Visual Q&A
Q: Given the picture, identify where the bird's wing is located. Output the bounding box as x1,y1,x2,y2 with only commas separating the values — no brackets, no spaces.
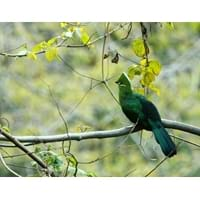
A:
139,97,162,121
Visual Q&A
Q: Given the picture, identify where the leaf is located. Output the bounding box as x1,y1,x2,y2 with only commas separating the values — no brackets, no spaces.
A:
134,66,142,75
62,31,74,39
143,71,155,86
87,172,96,177
27,52,37,60
149,84,160,96
34,147,41,154
149,60,161,75
47,37,58,46
75,27,82,38
132,38,146,57
75,28,90,44
68,26,77,33
81,31,90,44
165,22,174,30
128,65,142,79
45,47,59,62
32,41,48,53
135,87,145,95
68,156,77,167
1,126,10,133
140,58,148,67
60,22,68,28
128,66,135,79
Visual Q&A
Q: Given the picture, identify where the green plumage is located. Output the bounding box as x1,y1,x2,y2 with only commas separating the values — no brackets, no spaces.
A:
116,72,176,157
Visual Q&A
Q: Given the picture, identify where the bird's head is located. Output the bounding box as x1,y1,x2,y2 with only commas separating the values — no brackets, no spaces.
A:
115,72,131,88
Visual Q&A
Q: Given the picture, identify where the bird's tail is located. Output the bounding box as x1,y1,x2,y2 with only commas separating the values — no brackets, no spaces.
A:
149,120,176,157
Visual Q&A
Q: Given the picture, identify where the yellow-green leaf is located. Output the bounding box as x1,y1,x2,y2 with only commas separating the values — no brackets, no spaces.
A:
143,71,155,85
149,84,160,96
140,58,148,67
1,126,10,133
135,88,145,95
68,156,77,167
47,37,58,46
68,26,76,33
149,60,161,75
32,41,48,53
81,31,90,44
165,22,174,30
132,38,146,57
27,52,37,60
128,65,142,79
134,66,142,75
128,66,135,80
60,22,68,28
45,47,58,62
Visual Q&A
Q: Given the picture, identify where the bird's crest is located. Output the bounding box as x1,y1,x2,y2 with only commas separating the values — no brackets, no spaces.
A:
115,72,131,88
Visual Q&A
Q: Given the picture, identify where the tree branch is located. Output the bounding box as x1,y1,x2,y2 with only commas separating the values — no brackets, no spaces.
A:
0,23,129,58
0,129,55,176
0,119,199,145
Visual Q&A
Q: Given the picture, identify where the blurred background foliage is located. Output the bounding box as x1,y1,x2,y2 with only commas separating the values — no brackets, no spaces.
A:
0,22,199,176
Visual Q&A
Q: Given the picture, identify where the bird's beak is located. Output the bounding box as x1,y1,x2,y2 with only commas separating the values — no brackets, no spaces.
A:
115,79,119,84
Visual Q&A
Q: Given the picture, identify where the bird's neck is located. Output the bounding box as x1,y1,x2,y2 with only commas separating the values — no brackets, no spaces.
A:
118,85,132,98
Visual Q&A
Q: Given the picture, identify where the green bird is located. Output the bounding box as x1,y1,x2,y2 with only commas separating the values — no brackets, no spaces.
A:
116,72,176,157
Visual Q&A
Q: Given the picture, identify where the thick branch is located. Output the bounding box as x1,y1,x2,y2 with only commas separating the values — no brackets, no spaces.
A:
0,119,199,145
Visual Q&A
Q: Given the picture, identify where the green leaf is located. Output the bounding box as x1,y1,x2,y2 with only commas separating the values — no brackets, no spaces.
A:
87,172,96,177
149,60,161,75
132,38,146,57
45,47,59,62
27,52,37,60
34,147,41,154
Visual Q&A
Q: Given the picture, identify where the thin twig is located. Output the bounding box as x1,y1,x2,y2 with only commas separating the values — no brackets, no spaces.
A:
124,168,136,177
145,156,168,177
121,23,133,40
0,152,22,177
101,23,110,80
103,82,119,104
58,55,101,82
171,135,200,148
